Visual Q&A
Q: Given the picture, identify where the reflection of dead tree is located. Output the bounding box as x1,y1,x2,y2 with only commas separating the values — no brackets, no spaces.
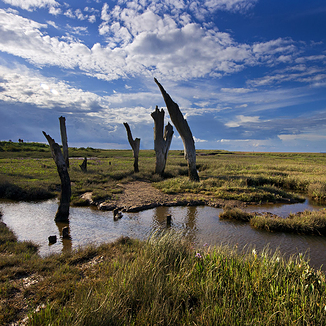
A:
123,122,140,173
43,131,71,222
151,106,174,175
154,78,199,181
59,116,69,168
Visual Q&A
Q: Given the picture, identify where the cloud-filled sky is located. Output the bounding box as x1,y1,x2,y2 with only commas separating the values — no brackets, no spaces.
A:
0,0,326,152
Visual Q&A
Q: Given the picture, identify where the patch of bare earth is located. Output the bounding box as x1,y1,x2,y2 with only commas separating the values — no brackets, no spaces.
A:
107,181,243,212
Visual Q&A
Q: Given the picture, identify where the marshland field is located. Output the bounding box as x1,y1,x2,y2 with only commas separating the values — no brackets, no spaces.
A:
1,141,326,325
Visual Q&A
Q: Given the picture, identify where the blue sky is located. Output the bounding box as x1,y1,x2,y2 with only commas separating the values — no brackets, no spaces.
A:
0,0,326,152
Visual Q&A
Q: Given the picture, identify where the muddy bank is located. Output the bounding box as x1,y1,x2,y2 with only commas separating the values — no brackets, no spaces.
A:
77,181,294,213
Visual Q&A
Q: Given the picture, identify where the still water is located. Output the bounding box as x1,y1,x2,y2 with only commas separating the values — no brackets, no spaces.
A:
1,198,326,271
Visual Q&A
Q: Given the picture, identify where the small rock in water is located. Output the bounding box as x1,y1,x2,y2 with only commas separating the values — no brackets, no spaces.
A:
48,235,57,244
98,202,116,211
113,208,123,221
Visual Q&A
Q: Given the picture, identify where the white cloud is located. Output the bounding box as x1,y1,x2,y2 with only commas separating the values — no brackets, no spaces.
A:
221,87,253,93
49,5,61,15
248,64,326,87
0,5,318,85
0,63,158,126
225,115,261,127
64,9,75,18
88,15,96,23
2,0,60,11
295,55,326,64
278,133,326,142
101,3,110,21
194,136,207,143
46,20,58,28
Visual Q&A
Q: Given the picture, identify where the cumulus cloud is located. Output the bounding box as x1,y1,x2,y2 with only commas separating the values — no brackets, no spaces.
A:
0,4,307,84
0,63,159,125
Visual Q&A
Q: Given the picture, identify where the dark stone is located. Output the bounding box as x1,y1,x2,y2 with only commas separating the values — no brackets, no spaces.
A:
98,202,116,211
48,235,57,244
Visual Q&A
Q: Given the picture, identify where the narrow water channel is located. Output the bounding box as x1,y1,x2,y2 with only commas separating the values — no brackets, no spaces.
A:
1,198,326,271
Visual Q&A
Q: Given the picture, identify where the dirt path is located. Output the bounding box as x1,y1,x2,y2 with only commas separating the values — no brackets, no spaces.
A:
101,181,244,212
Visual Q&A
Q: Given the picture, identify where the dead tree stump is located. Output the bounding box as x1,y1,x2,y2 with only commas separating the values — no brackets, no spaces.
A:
59,116,69,168
80,157,87,172
154,78,199,181
123,122,140,173
151,106,174,175
43,131,71,222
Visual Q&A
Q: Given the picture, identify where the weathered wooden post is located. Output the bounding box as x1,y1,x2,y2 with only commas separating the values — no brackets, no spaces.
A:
151,106,174,175
154,78,199,181
43,131,71,222
123,122,140,173
59,116,69,168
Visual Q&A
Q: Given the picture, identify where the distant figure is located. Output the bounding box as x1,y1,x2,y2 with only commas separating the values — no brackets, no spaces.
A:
18,139,24,143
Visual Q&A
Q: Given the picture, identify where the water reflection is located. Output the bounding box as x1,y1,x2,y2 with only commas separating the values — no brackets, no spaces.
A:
55,222,72,252
1,198,326,271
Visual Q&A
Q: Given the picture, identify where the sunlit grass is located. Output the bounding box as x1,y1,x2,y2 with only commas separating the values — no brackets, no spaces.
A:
1,229,324,325
1,142,326,204
251,209,326,235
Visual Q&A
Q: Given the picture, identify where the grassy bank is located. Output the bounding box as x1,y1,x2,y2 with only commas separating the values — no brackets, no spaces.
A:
1,141,326,203
219,207,326,236
1,219,326,325
251,209,326,235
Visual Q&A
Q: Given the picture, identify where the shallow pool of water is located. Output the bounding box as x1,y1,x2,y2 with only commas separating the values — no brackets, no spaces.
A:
1,198,326,271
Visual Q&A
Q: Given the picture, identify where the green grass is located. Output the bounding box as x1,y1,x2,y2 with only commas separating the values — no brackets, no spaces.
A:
1,221,326,325
250,209,326,235
1,142,326,204
219,207,254,222
219,207,326,236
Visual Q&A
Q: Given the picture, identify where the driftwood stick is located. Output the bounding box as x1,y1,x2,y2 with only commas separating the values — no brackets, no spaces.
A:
59,116,69,168
123,122,140,173
43,131,71,222
154,78,199,181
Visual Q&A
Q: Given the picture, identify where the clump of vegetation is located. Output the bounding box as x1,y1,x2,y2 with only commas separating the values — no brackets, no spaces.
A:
251,209,326,235
219,207,254,221
1,218,326,325
0,179,55,201
155,176,304,203
308,182,326,201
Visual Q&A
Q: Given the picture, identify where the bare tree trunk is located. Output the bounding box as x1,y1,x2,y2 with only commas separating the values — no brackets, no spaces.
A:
59,116,69,168
123,123,140,173
154,78,199,181
43,131,71,222
151,106,174,175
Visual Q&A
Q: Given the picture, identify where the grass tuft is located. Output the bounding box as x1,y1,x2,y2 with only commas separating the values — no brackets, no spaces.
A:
251,209,326,235
219,207,254,221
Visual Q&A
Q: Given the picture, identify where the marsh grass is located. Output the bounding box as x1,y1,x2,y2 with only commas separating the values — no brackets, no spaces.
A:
1,142,326,204
1,218,326,325
251,209,326,235
219,207,254,221
23,233,326,325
